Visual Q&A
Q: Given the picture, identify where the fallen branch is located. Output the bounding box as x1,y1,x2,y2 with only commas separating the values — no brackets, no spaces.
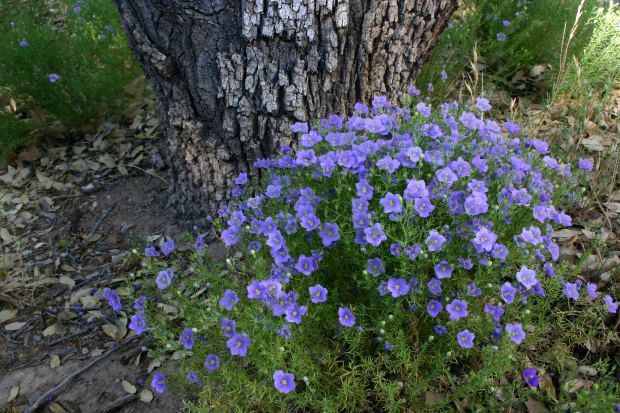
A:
89,204,117,237
25,335,141,413
97,393,137,413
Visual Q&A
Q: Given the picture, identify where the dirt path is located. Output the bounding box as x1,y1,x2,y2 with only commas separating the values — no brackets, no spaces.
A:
0,106,187,411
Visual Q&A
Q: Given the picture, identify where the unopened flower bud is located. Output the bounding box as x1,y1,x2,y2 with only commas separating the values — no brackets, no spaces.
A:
380,320,386,326
279,346,285,352
379,329,385,335
192,327,198,333
428,335,434,342
396,381,404,388
524,309,530,315
388,314,393,320
446,351,452,357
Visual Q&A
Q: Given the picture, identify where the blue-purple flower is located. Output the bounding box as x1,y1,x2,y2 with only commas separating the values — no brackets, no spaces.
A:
457,329,475,348
205,354,220,372
156,268,173,289
386,278,410,298
180,328,194,350
523,368,540,387
506,323,526,344
151,372,166,394
338,307,356,327
309,284,328,304
129,313,147,335
273,370,296,394
219,289,239,311
226,333,251,357
446,299,469,321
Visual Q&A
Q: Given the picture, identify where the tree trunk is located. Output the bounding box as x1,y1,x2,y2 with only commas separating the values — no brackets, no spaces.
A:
113,0,457,224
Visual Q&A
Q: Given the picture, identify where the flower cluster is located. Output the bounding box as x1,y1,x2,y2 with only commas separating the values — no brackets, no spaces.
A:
129,93,617,399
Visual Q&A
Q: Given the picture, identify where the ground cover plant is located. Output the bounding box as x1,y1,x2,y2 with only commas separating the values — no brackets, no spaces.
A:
0,0,140,163
106,91,620,411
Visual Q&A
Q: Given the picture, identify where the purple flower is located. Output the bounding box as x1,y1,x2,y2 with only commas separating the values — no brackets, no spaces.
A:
380,192,403,214
226,333,251,357
19,40,28,47
425,230,447,252
285,305,307,324
504,121,520,134
506,323,526,344
338,307,356,327
156,268,173,289
309,284,328,304
426,300,443,318
300,214,321,231
387,278,410,298
390,243,401,256
221,226,240,246
467,283,481,297
476,97,492,111
186,371,200,384
500,282,517,304
457,329,475,348
129,313,147,335
366,258,385,277
497,32,507,41
427,278,442,295
144,246,159,257
102,287,121,312
73,5,81,13
464,193,488,216
440,69,448,80
275,324,291,339
220,317,236,338
578,158,593,171
446,299,469,321
516,266,538,290
434,325,448,335
219,289,239,311
503,20,512,27
235,172,249,185
416,102,431,118
48,73,61,83
414,197,435,218
562,281,580,300
585,283,598,299
407,85,420,96
273,370,296,394
604,295,618,313
364,223,387,247
404,179,428,200
180,328,194,350
473,227,497,252
205,354,220,372
484,304,505,322
295,255,317,276
434,261,453,279
523,368,540,387
151,372,166,394
161,239,175,256
318,222,340,246
247,280,267,299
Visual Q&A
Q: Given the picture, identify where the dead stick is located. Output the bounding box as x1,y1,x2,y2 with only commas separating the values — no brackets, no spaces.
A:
25,335,140,413
97,393,137,413
89,204,117,237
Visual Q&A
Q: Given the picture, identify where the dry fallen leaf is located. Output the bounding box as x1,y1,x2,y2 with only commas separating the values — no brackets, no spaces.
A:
58,275,75,288
121,380,137,394
48,402,69,413
4,321,26,331
525,398,549,413
0,309,18,323
7,385,19,403
50,354,61,369
102,324,118,339
42,323,58,337
139,389,153,403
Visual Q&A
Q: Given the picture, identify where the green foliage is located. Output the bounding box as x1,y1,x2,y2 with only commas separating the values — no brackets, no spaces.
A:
132,95,618,411
0,0,139,162
419,0,598,96
555,4,620,96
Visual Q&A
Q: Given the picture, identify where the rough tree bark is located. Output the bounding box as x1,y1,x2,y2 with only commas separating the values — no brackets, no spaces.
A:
113,0,457,223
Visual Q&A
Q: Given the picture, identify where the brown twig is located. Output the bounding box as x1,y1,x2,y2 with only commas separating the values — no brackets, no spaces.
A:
89,204,117,237
24,335,141,413
97,393,137,413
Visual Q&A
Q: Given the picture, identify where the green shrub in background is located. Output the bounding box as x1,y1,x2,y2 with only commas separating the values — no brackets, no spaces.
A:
0,0,140,163
419,0,599,97
556,4,620,97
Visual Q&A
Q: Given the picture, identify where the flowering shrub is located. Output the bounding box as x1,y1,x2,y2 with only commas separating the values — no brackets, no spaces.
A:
121,93,618,410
